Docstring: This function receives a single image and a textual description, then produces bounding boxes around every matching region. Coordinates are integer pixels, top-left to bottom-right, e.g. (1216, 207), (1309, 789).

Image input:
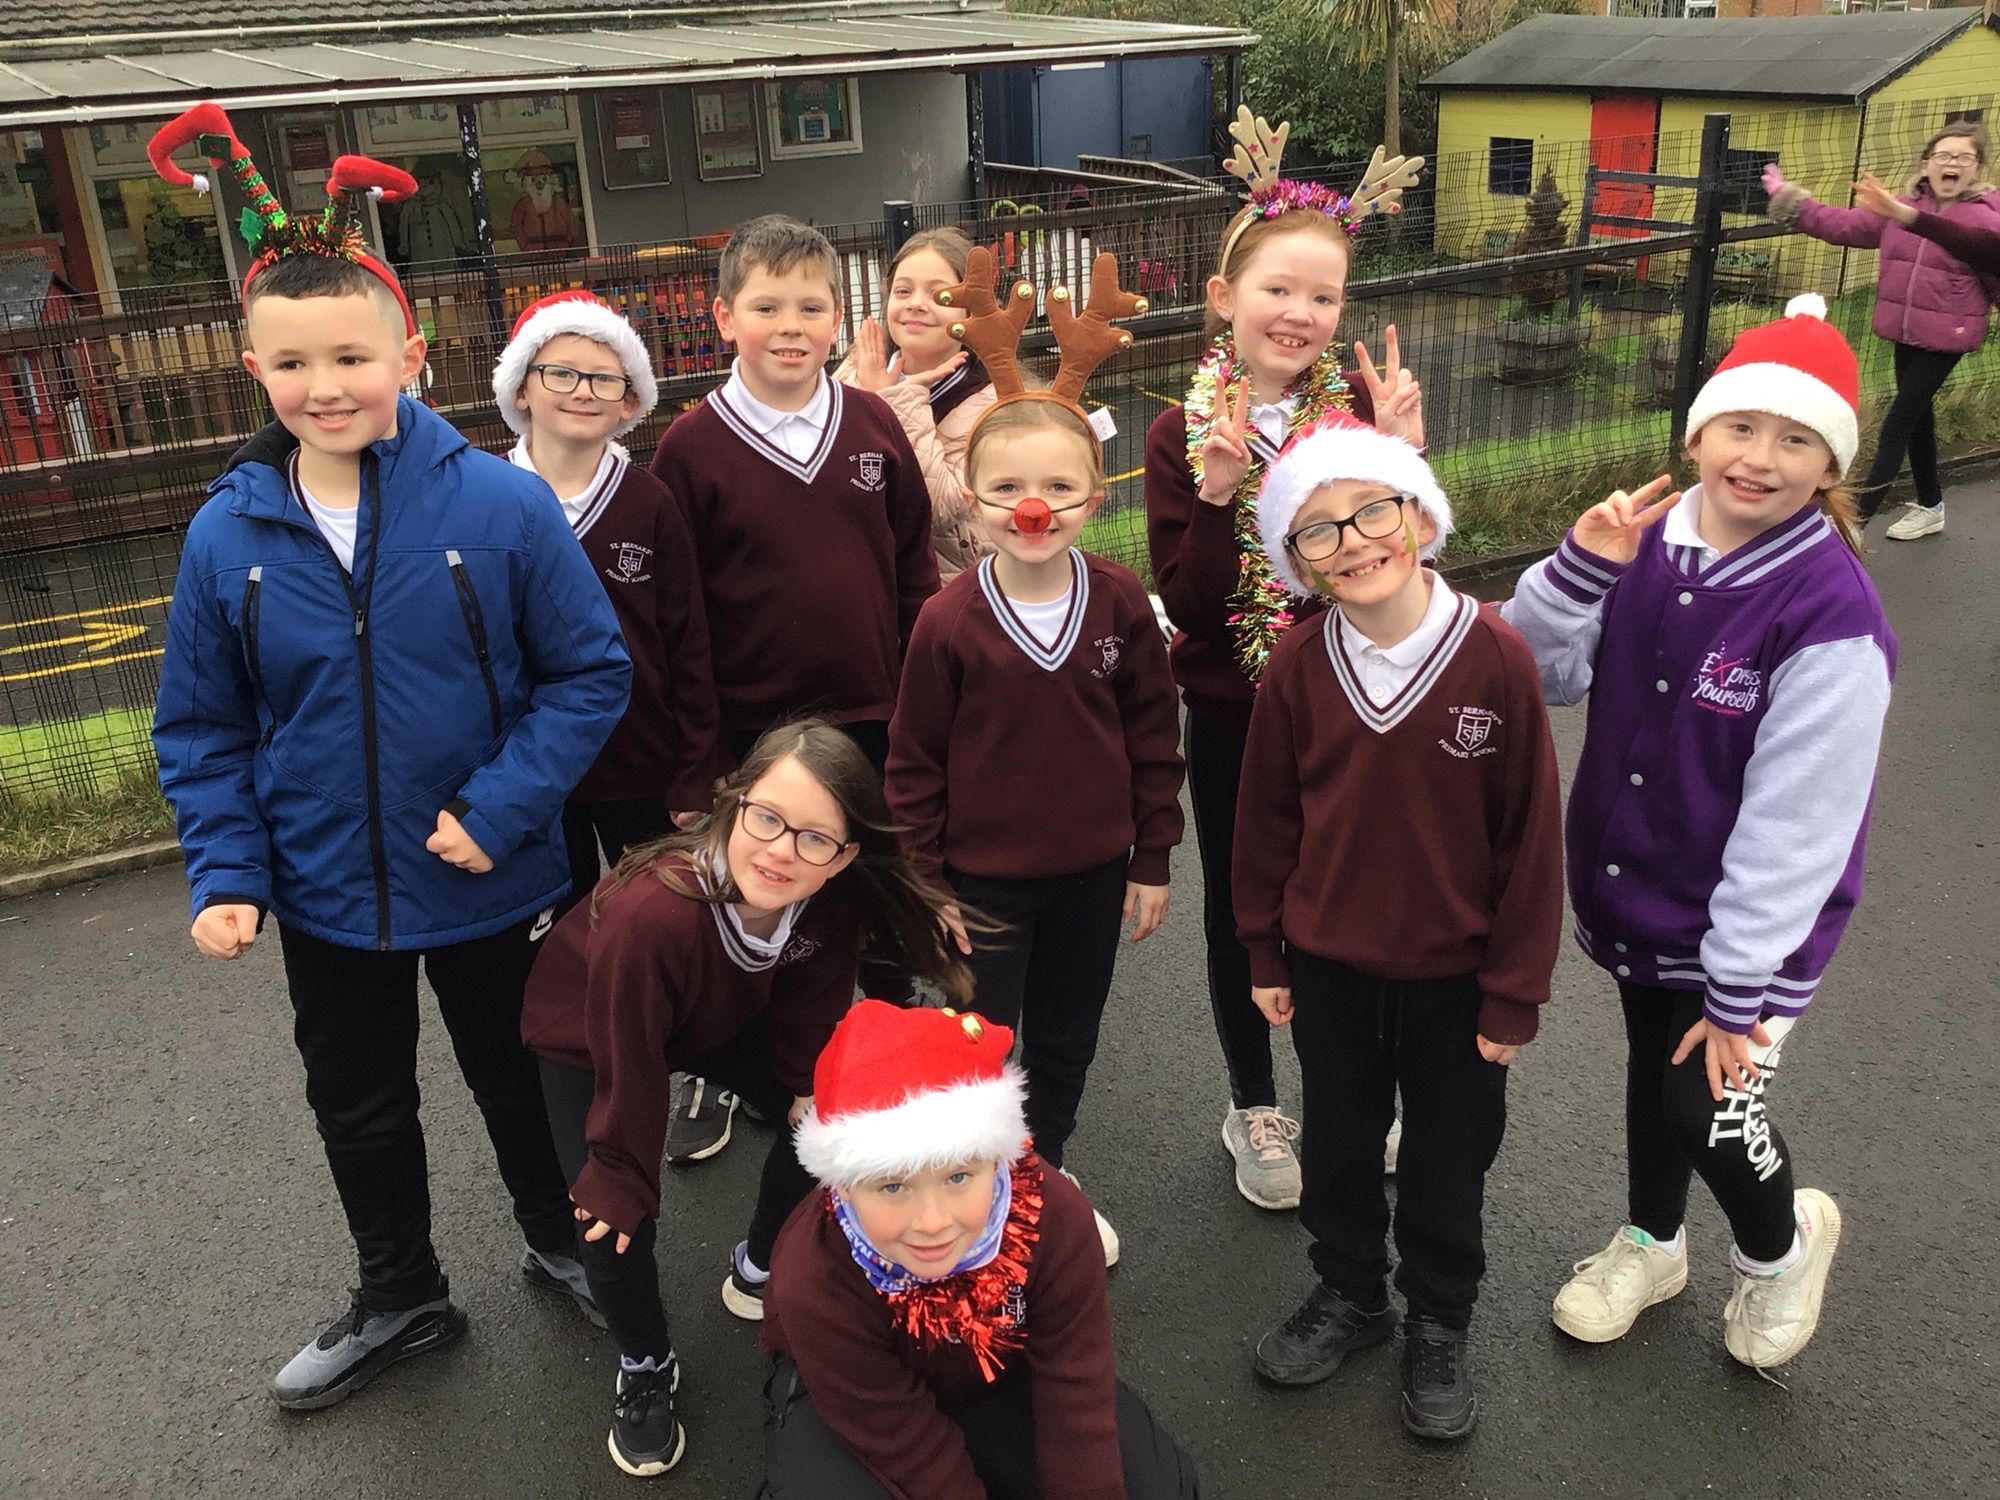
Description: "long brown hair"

(1821, 482), (1863, 556)
(593, 720), (980, 1001)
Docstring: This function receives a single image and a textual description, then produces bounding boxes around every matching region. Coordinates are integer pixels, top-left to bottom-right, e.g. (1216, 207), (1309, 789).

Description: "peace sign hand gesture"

(1354, 325), (1424, 449)
(1197, 378), (1254, 506)
(1573, 474), (1680, 565)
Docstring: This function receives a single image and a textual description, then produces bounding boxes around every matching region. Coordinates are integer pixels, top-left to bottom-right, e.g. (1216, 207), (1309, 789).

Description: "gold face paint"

(1402, 515), (1419, 555)
(1304, 559), (1339, 593)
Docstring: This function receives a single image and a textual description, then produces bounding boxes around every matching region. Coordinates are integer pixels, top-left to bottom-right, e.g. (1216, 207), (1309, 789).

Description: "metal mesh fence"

(2, 99), (1996, 810)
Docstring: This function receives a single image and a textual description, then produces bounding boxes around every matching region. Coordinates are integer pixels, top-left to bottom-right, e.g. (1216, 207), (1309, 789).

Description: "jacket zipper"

(345, 455), (393, 951)
(243, 566), (273, 749)
(446, 549), (504, 737)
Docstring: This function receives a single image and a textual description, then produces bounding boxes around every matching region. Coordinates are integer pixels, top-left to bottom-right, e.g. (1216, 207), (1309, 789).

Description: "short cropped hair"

(718, 214), (840, 304)
(244, 255), (405, 327)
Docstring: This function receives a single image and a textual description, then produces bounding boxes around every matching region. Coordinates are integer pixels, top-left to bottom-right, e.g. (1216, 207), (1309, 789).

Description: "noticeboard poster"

(597, 90), (671, 191)
(694, 83), (763, 182)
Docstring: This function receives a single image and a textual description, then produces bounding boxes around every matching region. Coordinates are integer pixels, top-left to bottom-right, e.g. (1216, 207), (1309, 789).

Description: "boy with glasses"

(1231, 415), (1562, 1441)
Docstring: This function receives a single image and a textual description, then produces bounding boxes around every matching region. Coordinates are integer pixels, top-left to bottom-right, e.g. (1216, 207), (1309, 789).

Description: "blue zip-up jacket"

(153, 396), (632, 950)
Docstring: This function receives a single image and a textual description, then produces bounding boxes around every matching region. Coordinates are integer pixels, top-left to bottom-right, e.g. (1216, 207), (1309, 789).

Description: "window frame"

(764, 76), (865, 161)
(1488, 136), (1534, 198)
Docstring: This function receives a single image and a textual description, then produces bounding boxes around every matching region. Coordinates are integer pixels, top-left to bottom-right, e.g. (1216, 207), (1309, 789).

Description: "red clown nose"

(1013, 497), (1053, 535)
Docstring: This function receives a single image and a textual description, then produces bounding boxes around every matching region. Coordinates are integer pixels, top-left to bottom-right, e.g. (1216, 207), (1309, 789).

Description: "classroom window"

(77, 120), (231, 300)
(1943, 109), (1983, 125)
(765, 77), (864, 160)
(1719, 148), (1768, 217)
(1489, 138), (1533, 197)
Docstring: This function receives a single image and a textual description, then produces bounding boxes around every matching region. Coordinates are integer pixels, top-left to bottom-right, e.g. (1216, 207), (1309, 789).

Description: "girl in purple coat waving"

(1764, 124), (2000, 542)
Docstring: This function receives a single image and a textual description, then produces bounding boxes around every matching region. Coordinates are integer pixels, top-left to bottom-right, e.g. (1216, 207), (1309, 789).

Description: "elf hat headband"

(935, 244), (1144, 536)
(1217, 106), (1426, 277)
(148, 103), (420, 336)
(795, 999), (1028, 1188)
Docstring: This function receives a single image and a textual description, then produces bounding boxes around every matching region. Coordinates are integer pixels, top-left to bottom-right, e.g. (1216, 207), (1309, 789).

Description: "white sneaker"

(1060, 1168), (1120, 1267)
(1884, 503), (1944, 540)
(1384, 1116), (1403, 1177)
(1552, 1226), (1689, 1343)
(1723, 1188), (1842, 1368)
(1222, 1106), (1302, 1210)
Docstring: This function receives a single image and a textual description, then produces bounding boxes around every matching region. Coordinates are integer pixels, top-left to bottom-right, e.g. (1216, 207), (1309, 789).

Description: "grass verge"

(0, 708), (173, 876)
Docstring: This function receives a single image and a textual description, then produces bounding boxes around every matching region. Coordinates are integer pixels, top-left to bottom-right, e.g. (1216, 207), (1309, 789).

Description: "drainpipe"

(457, 101), (505, 344)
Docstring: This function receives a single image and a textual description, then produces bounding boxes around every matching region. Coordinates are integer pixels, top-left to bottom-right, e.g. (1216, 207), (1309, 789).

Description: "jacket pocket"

(242, 566), (273, 749)
(446, 549), (503, 737)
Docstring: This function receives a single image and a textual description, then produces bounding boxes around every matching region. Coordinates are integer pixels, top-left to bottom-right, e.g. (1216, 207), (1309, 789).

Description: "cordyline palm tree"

(1283, 0), (1455, 158)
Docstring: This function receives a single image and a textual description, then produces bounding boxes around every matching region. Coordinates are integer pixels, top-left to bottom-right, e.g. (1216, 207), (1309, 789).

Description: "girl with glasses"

(519, 720), (975, 1479)
(1763, 123), (2000, 542)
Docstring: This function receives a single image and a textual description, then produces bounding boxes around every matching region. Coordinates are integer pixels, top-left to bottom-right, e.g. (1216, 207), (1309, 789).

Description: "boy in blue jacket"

(147, 106), (632, 1411)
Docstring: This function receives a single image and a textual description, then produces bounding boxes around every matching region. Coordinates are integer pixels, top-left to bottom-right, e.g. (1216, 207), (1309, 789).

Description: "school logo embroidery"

(780, 935), (820, 965)
(1089, 635), (1123, 679)
(607, 541), (653, 584)
(1000, 1281), (1028, 1330)
(1440, 706), (1501, 759)
(1691, 642), (1763, 716)
(852, 451), (886, 491)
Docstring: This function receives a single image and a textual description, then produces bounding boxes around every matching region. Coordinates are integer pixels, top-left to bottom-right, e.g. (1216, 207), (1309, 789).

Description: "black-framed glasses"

(529, 363), (632, 401)
(736, 798), (852, 866)
(1283, 496), (1411, 562)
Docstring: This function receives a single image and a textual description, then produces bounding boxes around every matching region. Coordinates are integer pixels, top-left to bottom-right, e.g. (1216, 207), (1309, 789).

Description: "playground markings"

(0, 593), (171, 684)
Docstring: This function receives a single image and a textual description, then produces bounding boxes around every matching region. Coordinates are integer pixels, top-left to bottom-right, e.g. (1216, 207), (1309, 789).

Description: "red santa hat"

(794, 1000), (1027, 1188)
(491, 290), (659, 438)
(1684, 292), (1859, 475)
(1255, 413), (1454, 595)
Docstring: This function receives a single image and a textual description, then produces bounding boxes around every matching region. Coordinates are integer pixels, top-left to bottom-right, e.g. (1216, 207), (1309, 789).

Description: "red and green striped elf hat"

(147, 103), (420, 336)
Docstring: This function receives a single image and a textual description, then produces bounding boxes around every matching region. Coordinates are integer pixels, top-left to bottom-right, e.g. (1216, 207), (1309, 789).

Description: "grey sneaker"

(664, 1074), (738, 1163)
(522, 1243), (607, 1329)
(1883, 503), (1944, 541)
(1222, 1106), (1303, 1210)
(270, 1287), (466, 1410)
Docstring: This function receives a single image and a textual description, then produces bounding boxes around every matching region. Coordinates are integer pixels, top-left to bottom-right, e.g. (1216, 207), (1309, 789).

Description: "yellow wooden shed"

(1422, 10), (2000, 295)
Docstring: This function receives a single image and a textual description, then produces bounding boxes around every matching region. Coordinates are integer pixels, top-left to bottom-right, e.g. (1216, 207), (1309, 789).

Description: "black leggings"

(1621, 984), (1798, 1262)
(1856, 341), (1964, 516)
(538, 1028), (818, 1362)
(1183, 710), (1276, 1110)
(757, 1355), (1201, 1499)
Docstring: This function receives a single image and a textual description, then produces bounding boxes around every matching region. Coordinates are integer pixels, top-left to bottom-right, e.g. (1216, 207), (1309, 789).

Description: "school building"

(1423, 8), (2000, 292)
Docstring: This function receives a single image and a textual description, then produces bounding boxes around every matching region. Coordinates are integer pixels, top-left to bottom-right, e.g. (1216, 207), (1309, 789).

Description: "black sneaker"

(663, 1074), (738, 1163)
(522, 1243), (608, 1330)
(270, 1286), (467, 1411)
(720, 1240), (767, 1321)
(1401, 1318), (1477, 1441)
(1252, 1283), (1394, 1386)
(609, 1355), (686, 1477)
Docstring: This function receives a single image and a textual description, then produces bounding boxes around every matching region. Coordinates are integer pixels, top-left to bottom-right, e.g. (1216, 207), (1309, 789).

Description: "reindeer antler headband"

(148, 103), (421, 335)
(1217, 106), (1426, 276)
(935, 245), (1145, 534)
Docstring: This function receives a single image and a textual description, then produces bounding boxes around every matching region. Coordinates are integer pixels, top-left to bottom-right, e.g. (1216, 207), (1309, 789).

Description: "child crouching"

(759, 1000), (1201, 1499)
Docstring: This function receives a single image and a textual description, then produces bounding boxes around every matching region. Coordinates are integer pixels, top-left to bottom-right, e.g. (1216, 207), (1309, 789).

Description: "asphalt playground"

(4, 473), (1998, 1499)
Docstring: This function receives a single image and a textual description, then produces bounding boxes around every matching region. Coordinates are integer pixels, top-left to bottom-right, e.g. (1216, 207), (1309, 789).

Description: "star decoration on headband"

(1220, 106), (1426, 262)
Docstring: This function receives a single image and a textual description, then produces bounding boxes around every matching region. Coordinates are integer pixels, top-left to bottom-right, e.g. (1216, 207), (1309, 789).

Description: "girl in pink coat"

(1766, 123), (2000, 542)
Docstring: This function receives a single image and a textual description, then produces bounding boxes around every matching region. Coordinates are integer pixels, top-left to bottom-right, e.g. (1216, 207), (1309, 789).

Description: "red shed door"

(1590, 94), (1660, 277)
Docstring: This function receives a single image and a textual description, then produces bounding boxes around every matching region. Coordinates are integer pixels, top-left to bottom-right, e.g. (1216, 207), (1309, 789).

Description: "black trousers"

(1620, 984), (1798, 1262)
(948, 854), (1128, 1171)
(276, 917), (575, 1309)
(1184, 710), (1276, 1110)
(1289, 951), (1508, 1329)
(557, 796), (673, 920)
(757, 1355), (1201, 1499)
(538, 1026), (818, 1362)
(729, 718), (910, 1005)
(1857, 341), (1964, 516)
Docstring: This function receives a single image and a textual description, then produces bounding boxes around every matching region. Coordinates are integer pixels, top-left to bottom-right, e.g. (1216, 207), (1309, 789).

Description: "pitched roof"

(1423, 10), (1990, 103)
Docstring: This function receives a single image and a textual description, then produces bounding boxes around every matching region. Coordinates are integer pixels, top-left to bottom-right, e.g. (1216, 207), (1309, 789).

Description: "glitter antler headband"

(936, 244), (1145, 533)
(1217, 105), (1427, 275)
(148, 103), (421, 335)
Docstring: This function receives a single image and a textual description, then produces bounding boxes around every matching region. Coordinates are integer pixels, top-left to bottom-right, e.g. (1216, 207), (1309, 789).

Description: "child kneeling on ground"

(759, 999), (1201, 1499)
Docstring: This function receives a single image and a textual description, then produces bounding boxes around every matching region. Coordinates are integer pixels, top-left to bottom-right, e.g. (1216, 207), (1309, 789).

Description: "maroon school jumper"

(1143, 382), (1375, 725)
(1232, 588), (1564, 1045)
(508, 444), (721, 808)
(649, 380), (939, 736)
(763, 1161), (1126, 1500)
(886, 550), (1184, 886)
(520, 855), (857, 1235)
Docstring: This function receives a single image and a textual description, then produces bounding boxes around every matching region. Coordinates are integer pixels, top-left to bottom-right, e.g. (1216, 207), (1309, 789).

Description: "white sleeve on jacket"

(1499, 532), (1626, 706)
(1699, 634), (1892, 1032)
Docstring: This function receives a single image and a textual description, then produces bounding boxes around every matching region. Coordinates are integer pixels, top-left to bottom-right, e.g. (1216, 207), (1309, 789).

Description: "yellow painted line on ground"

(3, 593), (174, 633)
(0, 645), (165, 686)
(0, 620), (149, 658)
(1105, 464), (1144, 485)
(1139, 389), (1183, 408)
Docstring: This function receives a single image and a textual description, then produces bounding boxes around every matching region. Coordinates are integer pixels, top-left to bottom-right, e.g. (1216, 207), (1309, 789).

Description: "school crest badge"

(1440, 705), (1501, 760)
(1089, 635), (1123, 679)
(606, 541), (653, 584)
(852, 451), (886, 492)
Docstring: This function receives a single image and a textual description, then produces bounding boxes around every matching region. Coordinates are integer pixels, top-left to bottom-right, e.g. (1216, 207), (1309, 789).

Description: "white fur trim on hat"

(492, 297), (659, 439)
(1256, 423), (1454, 595)
(794, 1067), (1028, 1188)
(1684, 361), (1858, 476)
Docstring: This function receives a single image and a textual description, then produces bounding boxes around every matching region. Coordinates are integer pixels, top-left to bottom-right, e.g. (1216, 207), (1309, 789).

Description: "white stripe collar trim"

(1664, 486), (1831, 586)
(977, 551), (1090, 672)
(1322, 585), (1476, 734)
(708, 367), (842, 484)
(507, 438), (626, 539)
(697, 856), (807, 973)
